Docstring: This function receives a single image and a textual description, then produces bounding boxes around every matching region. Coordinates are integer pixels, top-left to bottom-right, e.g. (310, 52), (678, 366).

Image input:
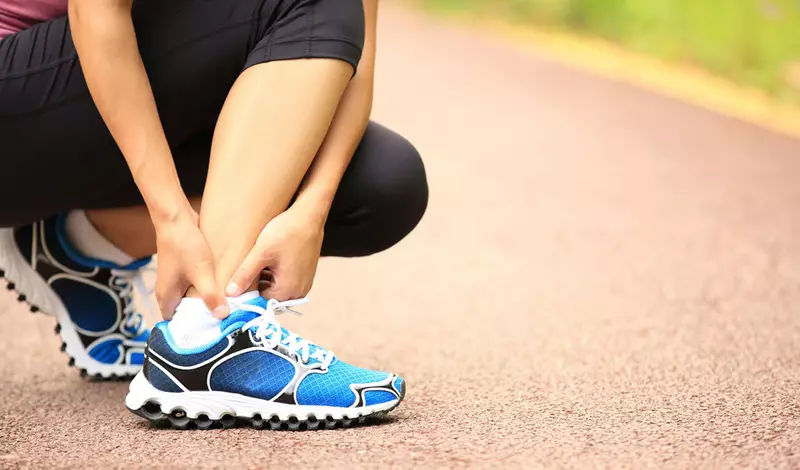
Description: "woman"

(0, 0), (426, 429)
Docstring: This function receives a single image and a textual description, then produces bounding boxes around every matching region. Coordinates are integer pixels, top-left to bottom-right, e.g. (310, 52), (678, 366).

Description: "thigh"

(322, 122), (429, 257)
(0, 0), (285, 226)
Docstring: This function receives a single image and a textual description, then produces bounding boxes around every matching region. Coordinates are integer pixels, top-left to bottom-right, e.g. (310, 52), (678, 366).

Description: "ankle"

(85, 208), (156, 259)
(64, 211), (136, 266)
(168, 291), (260, 349)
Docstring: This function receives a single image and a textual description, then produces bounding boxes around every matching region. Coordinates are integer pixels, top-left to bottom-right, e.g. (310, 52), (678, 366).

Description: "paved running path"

(2, 5), (799, 469)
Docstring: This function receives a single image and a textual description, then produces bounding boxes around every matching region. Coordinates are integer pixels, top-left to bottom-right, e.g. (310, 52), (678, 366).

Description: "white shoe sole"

(0, 228), (141, 379)
(126, 372), (403, 430)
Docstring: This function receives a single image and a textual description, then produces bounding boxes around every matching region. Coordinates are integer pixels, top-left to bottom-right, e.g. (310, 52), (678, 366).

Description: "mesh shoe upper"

(14, 216), (153, 366)
(144, 297), (404, 408)
(295, 359), (391, 407)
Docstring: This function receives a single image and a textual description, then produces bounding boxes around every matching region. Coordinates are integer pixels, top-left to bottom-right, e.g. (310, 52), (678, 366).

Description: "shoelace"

(110, 266), (156, 337)
(230, 298), (335, 370)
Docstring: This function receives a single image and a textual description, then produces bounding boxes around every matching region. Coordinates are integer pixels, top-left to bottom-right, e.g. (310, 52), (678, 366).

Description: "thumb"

(191, 260), (229, 319)
(226, 247), (274, 297)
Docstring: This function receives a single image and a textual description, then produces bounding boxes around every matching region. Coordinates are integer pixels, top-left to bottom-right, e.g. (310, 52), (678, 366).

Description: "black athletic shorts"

(0, 0), (429, 257)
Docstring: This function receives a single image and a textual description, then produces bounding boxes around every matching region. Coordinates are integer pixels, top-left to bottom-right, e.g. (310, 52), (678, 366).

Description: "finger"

(226, 250), (275, 297)
(261, 284), (281, 301)
(190, 261), (229, 319)
(262, 280), (296, 302)
(157, 279), (187, 320)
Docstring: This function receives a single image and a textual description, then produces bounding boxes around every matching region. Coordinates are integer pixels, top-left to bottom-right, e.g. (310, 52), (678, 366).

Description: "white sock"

(168, 291), (260, 349)
(64, 210), (135, 266)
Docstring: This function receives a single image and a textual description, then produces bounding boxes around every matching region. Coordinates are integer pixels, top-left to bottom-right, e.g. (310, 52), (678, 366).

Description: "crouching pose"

(0, 0), (427, 429)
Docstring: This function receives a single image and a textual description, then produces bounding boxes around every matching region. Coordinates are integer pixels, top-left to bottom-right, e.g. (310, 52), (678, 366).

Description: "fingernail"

(214, 305), (229, 317)
(225, 282), (239, 296)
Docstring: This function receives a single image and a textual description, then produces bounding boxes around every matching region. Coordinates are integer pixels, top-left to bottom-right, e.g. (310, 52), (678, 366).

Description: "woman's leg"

(0, 0), (364, 378)
(0, 0), (424, 260)
(81, 122), (428, 263)
(321, 122), (429, 257)
(0, 0), (362, 227)
(194, 60), (352, 295)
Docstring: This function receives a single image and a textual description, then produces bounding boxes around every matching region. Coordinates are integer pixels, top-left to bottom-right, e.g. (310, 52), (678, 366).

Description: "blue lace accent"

(130, 329), (149, 343)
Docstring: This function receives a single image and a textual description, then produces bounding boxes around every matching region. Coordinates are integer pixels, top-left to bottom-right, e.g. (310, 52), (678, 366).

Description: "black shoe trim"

(147, 332), (256, 392)
(1, 273), (135, 381)
(273, 391), (296, 405)
(4, 220), (141, 381)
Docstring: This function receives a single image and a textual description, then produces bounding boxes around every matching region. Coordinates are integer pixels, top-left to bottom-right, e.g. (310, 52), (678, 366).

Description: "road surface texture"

(1, 5), (799, 469)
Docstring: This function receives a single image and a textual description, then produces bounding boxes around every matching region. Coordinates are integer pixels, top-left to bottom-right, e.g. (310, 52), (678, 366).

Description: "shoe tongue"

(219, 296), (268, 332)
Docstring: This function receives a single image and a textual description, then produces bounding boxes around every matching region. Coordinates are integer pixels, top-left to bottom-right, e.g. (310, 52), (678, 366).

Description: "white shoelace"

(110, 266), (156, 336)
(231, 298), (335, 370)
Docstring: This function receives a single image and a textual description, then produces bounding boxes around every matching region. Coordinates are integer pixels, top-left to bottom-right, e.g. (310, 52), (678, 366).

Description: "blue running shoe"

(0, 216), (154, 379)
(126, 297), (406, 430)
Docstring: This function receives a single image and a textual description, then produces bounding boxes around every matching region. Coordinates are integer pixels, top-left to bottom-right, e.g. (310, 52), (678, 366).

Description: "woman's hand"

(70, 0), (228, 318)
(155, 207), (229, 319)
(223, 0), (379, 302)
(226, 205), (325, 301)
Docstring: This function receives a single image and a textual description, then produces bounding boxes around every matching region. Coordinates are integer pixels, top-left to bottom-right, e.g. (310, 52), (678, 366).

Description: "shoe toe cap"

(295, 360), (402, 408)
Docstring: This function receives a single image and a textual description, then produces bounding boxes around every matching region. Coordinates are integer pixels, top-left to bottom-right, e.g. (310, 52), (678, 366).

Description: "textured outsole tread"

(130, 380), (406, 431)
(1, 270), (46, 316)
(1, 274), (136, 381)
(129, 402), (399, 431)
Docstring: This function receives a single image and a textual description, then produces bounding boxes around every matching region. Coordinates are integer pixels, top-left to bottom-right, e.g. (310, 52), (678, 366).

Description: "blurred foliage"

(420, 0), (800, 102)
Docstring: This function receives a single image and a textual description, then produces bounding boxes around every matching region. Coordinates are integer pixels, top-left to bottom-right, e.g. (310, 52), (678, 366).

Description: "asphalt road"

(2, 5), (799, 469)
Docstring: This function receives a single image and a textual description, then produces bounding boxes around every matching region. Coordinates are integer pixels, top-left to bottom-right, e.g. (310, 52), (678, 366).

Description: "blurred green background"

(417, 0), (800, 104)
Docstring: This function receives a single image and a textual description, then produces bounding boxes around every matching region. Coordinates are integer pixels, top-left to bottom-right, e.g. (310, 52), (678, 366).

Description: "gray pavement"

(1, 5), (799, 469)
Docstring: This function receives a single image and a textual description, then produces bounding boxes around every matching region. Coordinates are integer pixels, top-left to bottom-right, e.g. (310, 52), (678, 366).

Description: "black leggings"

(0, 0), (428, 258)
